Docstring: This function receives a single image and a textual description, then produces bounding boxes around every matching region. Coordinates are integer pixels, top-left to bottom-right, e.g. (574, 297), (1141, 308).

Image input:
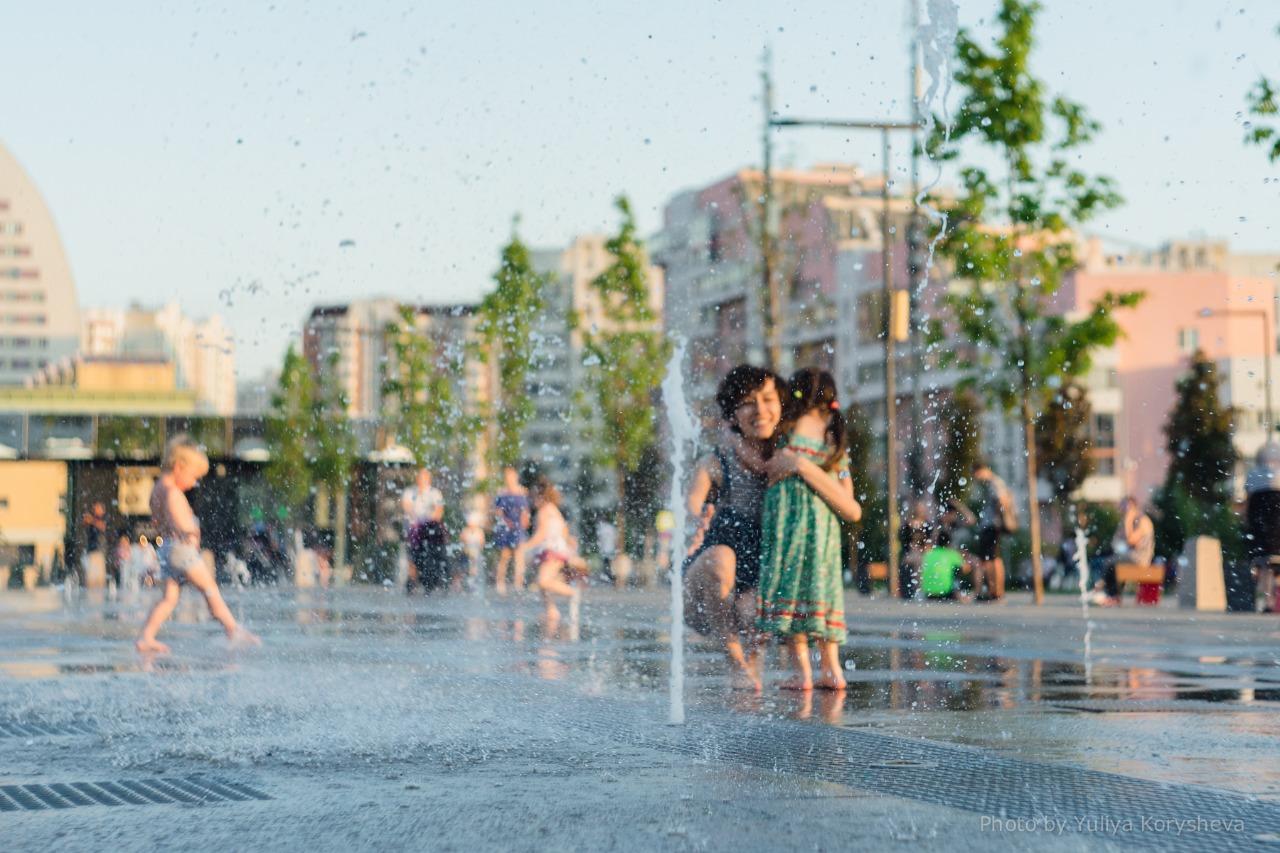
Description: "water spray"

(662, 336), (695, 725)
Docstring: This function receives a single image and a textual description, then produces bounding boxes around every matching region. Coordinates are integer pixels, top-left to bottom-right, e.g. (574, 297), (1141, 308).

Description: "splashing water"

(662, 336), (696, 725)
(913, 0), (960, 288)
(1073, 521), (1094, 683)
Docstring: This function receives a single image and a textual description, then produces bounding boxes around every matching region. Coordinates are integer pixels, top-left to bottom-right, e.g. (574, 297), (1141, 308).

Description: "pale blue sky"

(5, 0), (1277, 375)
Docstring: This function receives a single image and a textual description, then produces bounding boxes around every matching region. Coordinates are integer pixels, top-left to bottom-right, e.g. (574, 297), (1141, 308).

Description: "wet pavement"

(2, 584), (1279, 851)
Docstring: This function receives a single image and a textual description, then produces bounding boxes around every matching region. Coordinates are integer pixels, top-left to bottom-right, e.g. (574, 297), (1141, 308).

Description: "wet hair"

(161, 434), (209, 477)
(715, 364), (782, 431)
(530, 475), (561, 508)
(937, 531), (952, 548)
(780, 367), (846, 472)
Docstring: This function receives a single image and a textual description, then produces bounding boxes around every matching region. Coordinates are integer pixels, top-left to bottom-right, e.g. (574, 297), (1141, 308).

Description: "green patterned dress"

(757, 434), (847, 643)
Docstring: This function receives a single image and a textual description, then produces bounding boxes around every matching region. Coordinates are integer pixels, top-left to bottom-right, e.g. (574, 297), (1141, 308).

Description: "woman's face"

(733, 378), (782, 441)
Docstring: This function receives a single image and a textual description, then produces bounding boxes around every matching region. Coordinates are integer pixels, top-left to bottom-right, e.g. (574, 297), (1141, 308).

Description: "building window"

(857, 291), (885, 343)
(1177, 327), (1199, 354)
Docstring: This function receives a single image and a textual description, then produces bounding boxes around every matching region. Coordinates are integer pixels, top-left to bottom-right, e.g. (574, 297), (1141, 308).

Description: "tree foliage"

(478, 223), (547, 472)
(1035, 382), (1094, 500)
(382, 305), (482, 505)
(934, 389), (984, 509)
(924, 0), (1143, 601)
(577, 196), (671, 545)
(1244, 26), (1280, 163)
(1152, 352), (1240, 562)
(265, 345), (316, 519)
(845, 403), (887, 564)
(265, 345), (355, 542)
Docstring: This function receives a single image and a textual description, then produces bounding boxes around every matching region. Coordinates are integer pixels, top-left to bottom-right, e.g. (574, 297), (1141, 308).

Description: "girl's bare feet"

(227, 627), (262, 648)
(814, 670), (847, 690)
(778, 675), (814, 691)
(729, 666), (763, 692)
(135, 637), (170, 654)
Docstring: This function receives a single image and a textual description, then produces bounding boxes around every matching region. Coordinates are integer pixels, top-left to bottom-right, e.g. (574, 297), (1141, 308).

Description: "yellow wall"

(77, 359), (176, 392)
(0, 460), (67, 567)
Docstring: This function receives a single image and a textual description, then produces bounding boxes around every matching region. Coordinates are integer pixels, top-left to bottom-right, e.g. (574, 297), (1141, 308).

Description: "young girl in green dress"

(757, 368), (862, 691)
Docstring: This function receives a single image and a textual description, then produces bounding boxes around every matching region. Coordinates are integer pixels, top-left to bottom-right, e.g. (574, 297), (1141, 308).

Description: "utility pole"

(769, 114), (920, 594)
(759, 48), (782, 371)
(907, 0), (926, 495)
(880, 129), (902, 598)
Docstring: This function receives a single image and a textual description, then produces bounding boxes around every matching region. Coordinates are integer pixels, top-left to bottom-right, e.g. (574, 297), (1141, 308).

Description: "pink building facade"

(1062, 266), (1277, 503)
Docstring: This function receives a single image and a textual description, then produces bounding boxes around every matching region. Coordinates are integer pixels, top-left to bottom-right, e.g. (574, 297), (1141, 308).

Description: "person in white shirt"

(402, 468), (447, 593)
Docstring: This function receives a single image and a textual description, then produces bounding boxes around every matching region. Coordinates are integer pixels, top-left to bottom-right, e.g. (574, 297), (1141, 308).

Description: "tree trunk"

(615, 469), (628, 557)
(1021, 398), (1045, 605)
(334, 486), (348, 585)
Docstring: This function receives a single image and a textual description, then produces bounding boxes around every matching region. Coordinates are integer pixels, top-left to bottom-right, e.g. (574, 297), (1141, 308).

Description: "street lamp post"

(1198, 308), (1275, 440)
(765, 115), (921, 594)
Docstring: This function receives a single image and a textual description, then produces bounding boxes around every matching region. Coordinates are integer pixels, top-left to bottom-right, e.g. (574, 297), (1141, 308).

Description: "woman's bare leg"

(494, 549), (511, 594)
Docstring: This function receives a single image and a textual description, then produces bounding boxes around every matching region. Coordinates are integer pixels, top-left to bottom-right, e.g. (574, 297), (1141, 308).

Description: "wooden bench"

(1116, 562), (1166, 605)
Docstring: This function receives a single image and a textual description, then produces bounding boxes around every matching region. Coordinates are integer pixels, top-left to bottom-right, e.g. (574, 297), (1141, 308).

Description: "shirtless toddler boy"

(136, 436), (260, 653)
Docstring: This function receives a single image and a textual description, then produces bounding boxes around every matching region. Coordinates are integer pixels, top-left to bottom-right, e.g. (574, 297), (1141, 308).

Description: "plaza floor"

(1, 583), (1278, 851)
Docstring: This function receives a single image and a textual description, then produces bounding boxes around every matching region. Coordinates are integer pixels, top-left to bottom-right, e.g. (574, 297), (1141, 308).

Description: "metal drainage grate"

(0, 777), (271, 811)
(1048, 699), (1280, 714)
(0, 720), (97, 738)
(571, 700), (1280, 853)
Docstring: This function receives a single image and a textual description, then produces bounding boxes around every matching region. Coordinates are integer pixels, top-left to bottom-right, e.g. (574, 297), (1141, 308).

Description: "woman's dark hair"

(530, 474), (561, 508)
(715, 364), (782, 430)
(781, 367), (846, 471)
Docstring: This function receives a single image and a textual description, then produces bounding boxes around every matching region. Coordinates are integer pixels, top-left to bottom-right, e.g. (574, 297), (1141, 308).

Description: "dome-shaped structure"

(0, 143), (80, 385)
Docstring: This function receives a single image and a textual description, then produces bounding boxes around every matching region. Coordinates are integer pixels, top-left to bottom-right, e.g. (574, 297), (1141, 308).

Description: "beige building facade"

(0, 144), (81, 386)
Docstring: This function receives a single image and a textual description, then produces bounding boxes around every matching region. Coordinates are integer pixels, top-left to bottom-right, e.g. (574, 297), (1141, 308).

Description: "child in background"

(515, 476), (581, 628)
(921, 531), (969, 601)
(460, 510), (487, 590)
(136, 436), (260, 653)
(757, 368), (862, 691)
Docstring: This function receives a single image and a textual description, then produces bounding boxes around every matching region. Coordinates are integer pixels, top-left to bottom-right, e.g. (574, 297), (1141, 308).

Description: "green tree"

(934, 389), (984, 510)
(265, 346), (357, 575)
(577, 196), (671, 549)
(265, 345), (316, 522)
(1244, 26), (1280, 163)
(1035, 382), (1094, 501)
(478, 221), (548, 474)
(310, 354), (357, 575)
(382, 305), (481, 521)
(1152, 351), (1241, 561)
(925, 0), (1144, 602)
(845, 403), (887, 566)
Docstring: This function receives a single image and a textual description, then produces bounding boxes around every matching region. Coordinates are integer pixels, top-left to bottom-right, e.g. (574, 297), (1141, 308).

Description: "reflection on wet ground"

(2, 585), (1278, 803)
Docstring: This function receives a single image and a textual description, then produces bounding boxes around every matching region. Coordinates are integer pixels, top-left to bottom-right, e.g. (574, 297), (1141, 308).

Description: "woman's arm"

(793, 457), (862, 523)
(723, 427), (770, 475)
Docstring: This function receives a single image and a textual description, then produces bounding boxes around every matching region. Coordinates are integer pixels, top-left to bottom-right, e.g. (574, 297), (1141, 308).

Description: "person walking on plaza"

(1246, 444), (1280, 611)
(971, 460), (1016, 602)
(402, 467), (448, 593)
(757, 368), (862, 692)
(596, 518), (618, 584)
(898, 499), (932, 599)
(1099, 497), (1155, 606)
(491, 466), (530, 594)
(81, 501), (108, 589)
(136, 436), (259, 653)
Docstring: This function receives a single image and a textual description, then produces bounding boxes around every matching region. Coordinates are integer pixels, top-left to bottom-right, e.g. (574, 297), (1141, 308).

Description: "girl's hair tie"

(830, 401), (840, 411)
